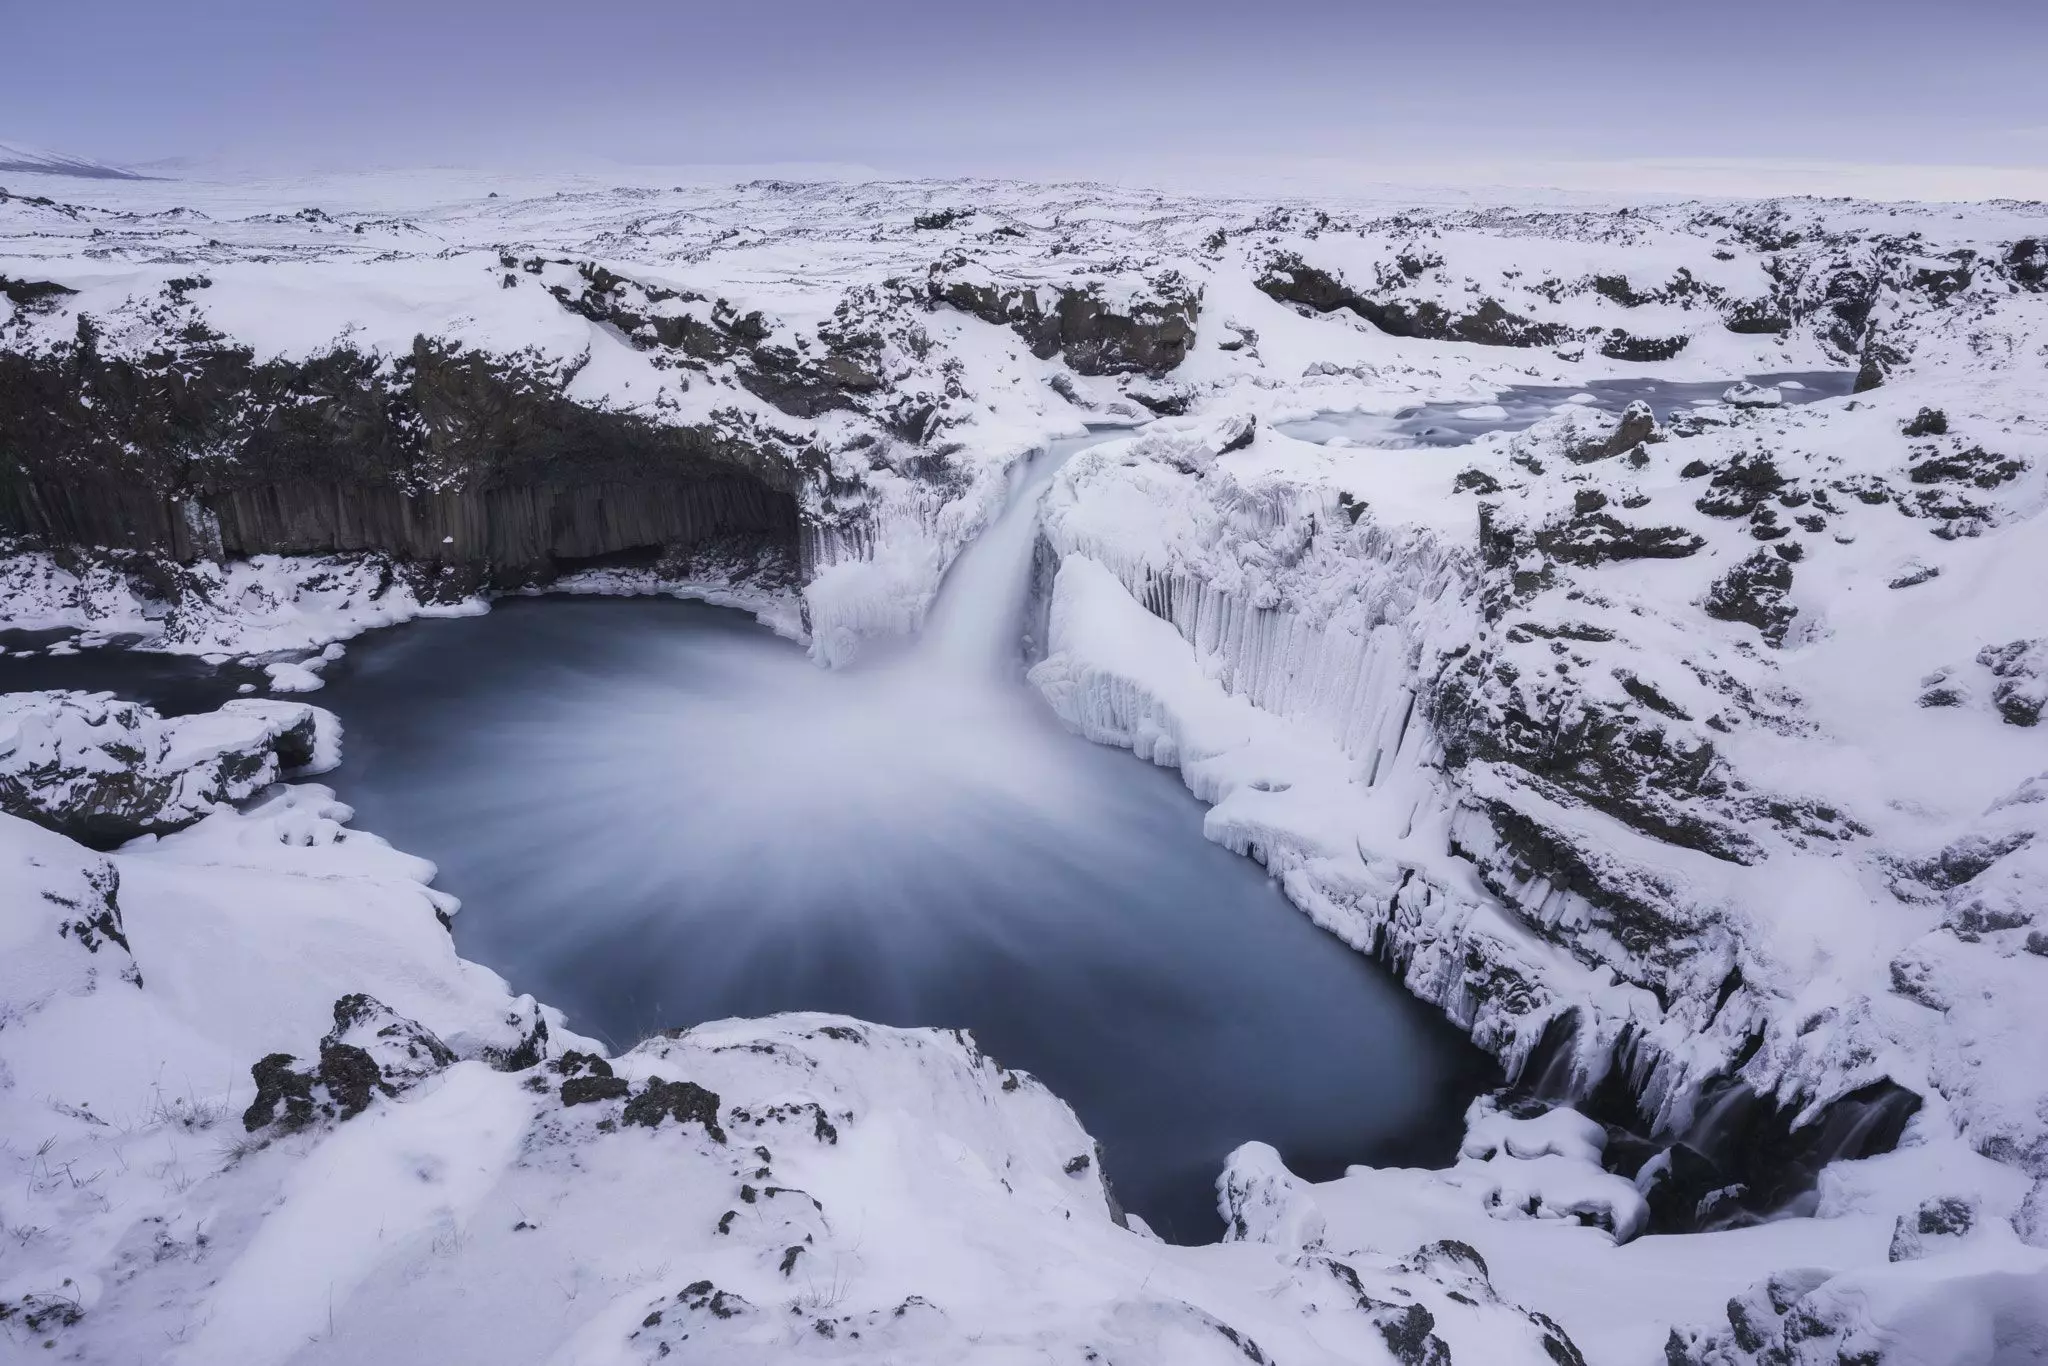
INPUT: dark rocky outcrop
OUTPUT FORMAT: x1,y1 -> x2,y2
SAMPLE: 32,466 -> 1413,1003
1598,330 -> 1689,362
0,326 -> 803,587
928,265 -> 1199,375
1693,454 -> 1790,519
556,1050 -> 631,1104
2006,238 -> 2046,291
1535,513 -> 1704,567
243,994 -> 456,1135
623,1076 -> 726,1141
1722,299 -> 1790,334
1569,400 -> 1659,463
1976,639 -> 2046,727
1,275 -> 77,312
1257,254 -> 1567,348
1907,444 -> 2027,490
1703,552 -> 1797,647
1517,1022 -> 1921,1234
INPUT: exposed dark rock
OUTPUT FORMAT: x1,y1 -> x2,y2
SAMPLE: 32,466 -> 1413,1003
1217,414 -> 1257,454
1125,380 -> 1193,416
0,328 -> 802,584
556,1050 -> 614,1077
561,1074 -> 631,1105
623,1076 -> 727,1141
242,1052 -> 321,1134
1907,444 -> 2027,489
1901,407 -> 1948,437
1889,1196 -> 1976,1262
736,344 -> 882,419
1704,551 -> 1796,647
929,265 -> 1199,375
0,693 -> 323,848
1535,512 -> 1704,566
1917,674 -> 1967,708
488,1005 -> 550,1071
44,858 -> 132,963
1911,254 -> 1974,305
1599,331 -> 1689,362
242,994 -> 455,1134
1567,400 -> 1660,464
1257,253 -> 1566,348
1722,299 -> 1790,334
1694,454 -> 1789,519
2006,238 -> 2046,291
1924,829 -> 2034,891
1,275 -> 77,312
1975,639 -> 2046,726
1365,1300 -> 1449,1366
1589,274 -> 1650,307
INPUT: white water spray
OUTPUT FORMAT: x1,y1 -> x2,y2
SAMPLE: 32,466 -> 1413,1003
915,434 -> 1106,679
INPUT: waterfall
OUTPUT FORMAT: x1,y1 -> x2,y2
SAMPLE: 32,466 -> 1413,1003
916,433 -> 1115,679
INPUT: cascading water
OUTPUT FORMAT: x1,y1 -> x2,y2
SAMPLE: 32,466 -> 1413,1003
915,435 -> 1097,678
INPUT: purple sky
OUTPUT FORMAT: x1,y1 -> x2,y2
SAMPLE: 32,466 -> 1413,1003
6,0 -> 2044,192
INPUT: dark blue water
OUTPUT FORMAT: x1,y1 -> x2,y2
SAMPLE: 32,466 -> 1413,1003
0,630 -> 265,713
1277,370 -> 1855,448
294,596 -> 1495,1243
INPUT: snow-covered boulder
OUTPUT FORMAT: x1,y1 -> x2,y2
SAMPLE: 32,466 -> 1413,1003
1721,380 -> 1784,407
0,811 -> 138,1027
241,993 -> 458,1135
1666,1216 -> 2048,1366
0,691 -> 335,845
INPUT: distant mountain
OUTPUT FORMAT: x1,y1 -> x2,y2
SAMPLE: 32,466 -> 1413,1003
0,138 -> 152,180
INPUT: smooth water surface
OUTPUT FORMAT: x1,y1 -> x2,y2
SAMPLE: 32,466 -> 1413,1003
1277,370 -> 1855,448
0,630 -> 265,715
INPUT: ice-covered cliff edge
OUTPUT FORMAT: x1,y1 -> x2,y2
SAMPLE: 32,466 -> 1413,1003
1023,225 -> 2048,1361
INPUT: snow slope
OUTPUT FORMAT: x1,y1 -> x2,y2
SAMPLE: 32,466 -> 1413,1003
0,140 -> 149,181
0,787 -> 1598,1366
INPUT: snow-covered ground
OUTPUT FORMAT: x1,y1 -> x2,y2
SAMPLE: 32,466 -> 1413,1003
3,169 -> 2046,1363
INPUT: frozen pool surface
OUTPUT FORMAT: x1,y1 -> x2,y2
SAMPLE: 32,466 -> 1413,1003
1276,370 -> 1855,448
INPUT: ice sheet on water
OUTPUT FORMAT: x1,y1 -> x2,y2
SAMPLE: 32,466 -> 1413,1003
1276,371 -> 1854,449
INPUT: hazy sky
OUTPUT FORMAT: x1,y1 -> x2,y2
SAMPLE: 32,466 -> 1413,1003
6,0 -> 2044,195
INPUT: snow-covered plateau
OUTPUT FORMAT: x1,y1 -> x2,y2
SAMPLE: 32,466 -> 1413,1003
2,169 -> 2046,1363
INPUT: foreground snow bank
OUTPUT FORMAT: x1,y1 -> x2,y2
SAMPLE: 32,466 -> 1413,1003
0,781 -> 1592,1365
1236,1104 -> 2047,1366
